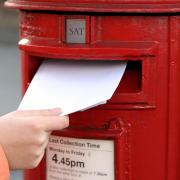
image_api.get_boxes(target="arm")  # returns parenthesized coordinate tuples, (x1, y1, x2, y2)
(0, 144, 9, 180)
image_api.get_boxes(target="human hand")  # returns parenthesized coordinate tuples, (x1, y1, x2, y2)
(0, 108, 69, 170)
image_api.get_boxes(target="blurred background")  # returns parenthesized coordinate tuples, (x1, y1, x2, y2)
(0, 0, 22, 179)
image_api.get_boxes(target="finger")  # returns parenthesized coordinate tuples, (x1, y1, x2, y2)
(33, 150, 45, 168)
(42, 137, 50, 151)
(14, 108, 62, 117)
(37, 116, 69, 131)
(46, 130, 53, 135)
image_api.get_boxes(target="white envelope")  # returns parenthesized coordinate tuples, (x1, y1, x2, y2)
(19, 60, 127, 115)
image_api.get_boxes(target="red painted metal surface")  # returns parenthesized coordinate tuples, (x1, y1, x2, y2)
(5, 0, 180, 180)
(5, 0, 180, 13)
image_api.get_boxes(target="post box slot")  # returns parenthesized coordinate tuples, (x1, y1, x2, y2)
(28, 59, 142, 95)
(24, 57, 155, 110)
(117, 60, 142, 94)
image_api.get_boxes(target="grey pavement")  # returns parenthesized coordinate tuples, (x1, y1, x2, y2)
(0, 4, 23, 179)
(0, 45, 23, 180)
(0, 44, 21, 115)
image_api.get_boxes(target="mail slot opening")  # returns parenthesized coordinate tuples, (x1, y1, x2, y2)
(116, 60, 142, 94)
(28, 58, 141, 94)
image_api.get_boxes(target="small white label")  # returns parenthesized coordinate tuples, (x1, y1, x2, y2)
(46, 136, 114, 180)
(66, 19, 86, 43)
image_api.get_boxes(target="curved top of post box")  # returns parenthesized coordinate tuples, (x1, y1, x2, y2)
(5, 0, 180, 13)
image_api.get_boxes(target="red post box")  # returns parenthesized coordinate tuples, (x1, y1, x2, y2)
(5, 1, 180, 180)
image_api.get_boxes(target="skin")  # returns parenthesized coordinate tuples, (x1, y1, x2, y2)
(0, 108, 69, 170)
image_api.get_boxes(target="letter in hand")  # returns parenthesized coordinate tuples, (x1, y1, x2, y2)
(0, 108, 69, 169)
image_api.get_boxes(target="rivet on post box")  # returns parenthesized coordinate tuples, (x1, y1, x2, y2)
(4, 0, 180, 180)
